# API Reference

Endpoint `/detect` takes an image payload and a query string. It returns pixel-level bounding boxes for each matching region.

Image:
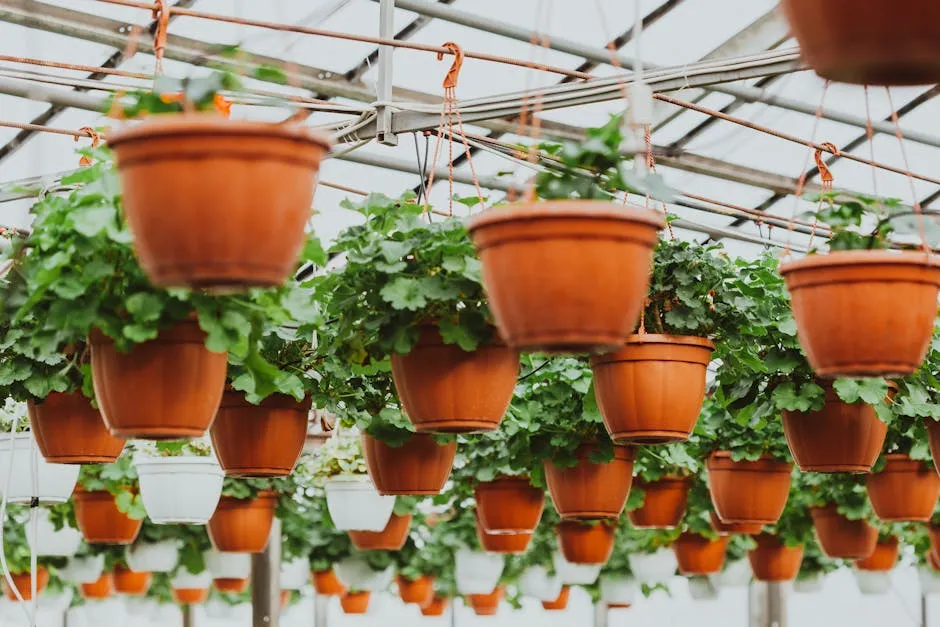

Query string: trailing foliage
[803,473,875,523]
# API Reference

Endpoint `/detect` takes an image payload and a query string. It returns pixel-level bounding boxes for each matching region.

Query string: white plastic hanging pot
[553,552,601,586]
[82,599,126,624]
[919,566,940,594]
[709,558,752,589]
[26,508,82,557]
[853,569,891,595]
[334,557,394,592]
[61,555,105,584]
[172,570,212,590]
[0,433,79,504]
[155,603,181,624]
[324,476,395,532]
[793,574,824,593]
[455,549,505,595]
[599,575,637,605]
[688,576,719,601]
[204,549,251,579]
[518,566,563,602]
[125,540,180,573]
[280,557,310,590]
[39,588,73,612]
[629,548,678,585]
[123,596,158,617]
[205,599,242,620]
[134,455,224,524]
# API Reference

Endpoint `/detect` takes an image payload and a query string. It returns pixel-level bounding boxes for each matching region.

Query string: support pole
[182,604,196,627]
[749,581,787,627]
[375,0,398,146]
[314,592,328,627]
[251,519,282,627]
[594,603,608,627]
[922,593,928,627]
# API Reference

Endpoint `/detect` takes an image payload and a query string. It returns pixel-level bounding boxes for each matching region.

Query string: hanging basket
[362,433,456,496]
[324,475,395,532]
[396,574,434,606]
[866,454,940,522]
[591,335,713,443]
[391,324,519,433]
[340,591,370,615]
[599,576,637,605]
[556,521,615,565]
[312,569,345,596]
[748,534,804,582]
[347,513,412,551]
[553,552,601,585]
[3,568,49,601]
[544,443,636,519]
[519,566,563,602]
[855,537,900,571]
[474,476,544,534]
[687,576,719,601]
[89,320,227,439]
[779,251,940,378]
[809,505,878,560]
[674,533,729,576]
[125,541,180,573]
[628,548,678,585]
[26,509,82,557]
[541,586,570,611]
[213,578,248,594]
[709,511,764,536]
[112,566,151,596]
[207,491,277,553]
[204,550,251,581]
[134,455,224,524]
[706,452,792,525]
[334,557,394,592]
[709,559,753,589]
[61,556,105,585]
[27,391,124,464]
[468,586,504,616]
[793,573,824,594]
[628,476,692,529]
[79,573,113,599]
[171,571,211,605]
[279,558,310,591]
[468,201,664,353]
[420,596,449,617]
[108,116,331,289]
[853,569,892,595]
[73,487,143,545]
[475,516,533,554]
[0,432,79,504]
[454,549,504,595]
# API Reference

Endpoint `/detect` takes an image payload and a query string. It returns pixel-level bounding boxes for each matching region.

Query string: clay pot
[748,534,804,582]
[925,419,940,476]
[396,574,434,605]
[421,596,449,617]
[783,384,890,472]
[556,521,616,565]
[810,505,878,560]
[468,201,664,353]
[544,444,636,519]
[80,574,113,600]
[674,533,729,575]
[213,577,248,593]
[930,552,940,571]
[207,491,278,552]
[591,335,713,443]
[866,454,940,522]
[476,516,533,553]
[27,391,124,464]
[855,537,900,571]
[779,251,940,377]
[467,586,504,616]
[4,568,48,601]
[73,488,143,544]
[172,587,209,605]
[706,452,792,524]
[709,511,764,536]
[475,476,544,534]
[340,591,370,614]
[781,0,940,85]
[391,325,519,433]
[312,569,345,596]
[112,566,151,595]
[211,391,312,477]
[542,586,570,611]
[108,115,330,288]
[362,433,455,496]
[628,477,692,529]
[347,513,412,551]
[89,320,227,439]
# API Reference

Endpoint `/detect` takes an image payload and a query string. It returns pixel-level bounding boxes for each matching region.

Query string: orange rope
[813,141,840,192]
[0,56,150,79]
[151,0,169,74]
[885,88,930,252]
[74,127,101,166]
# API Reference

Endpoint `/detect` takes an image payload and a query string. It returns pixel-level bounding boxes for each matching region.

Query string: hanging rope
[813,141,840,192]
[74,127,101,166]
[151,0,169,75]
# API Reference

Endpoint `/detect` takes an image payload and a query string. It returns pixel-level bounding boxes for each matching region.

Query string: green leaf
[379,277,427,311]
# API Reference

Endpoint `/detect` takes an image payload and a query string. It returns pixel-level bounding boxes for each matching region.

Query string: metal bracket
[376,0,398,145]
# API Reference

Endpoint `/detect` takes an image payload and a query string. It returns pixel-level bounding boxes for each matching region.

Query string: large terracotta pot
[312,569,345,596]
[706,452,792,524]
[79,574,113,600]
[27,391,124,464]
[113,566,151,595]
[207,491,277,553]
[474,476,544,534]
[89,320,227,439]
[73,488,143,544]
[391,325,519,433]
[362,433,455,496]
[748,534,804,582]
[476,516,533,554]
[421,596,449,617]
[211,391,311,477]
[591,335,713,443]
[172,587,209,605]
[925,419,940,476]
[3,568,48,601]
[783,384,890,472]
[467,586,504,616]
[781,0,940,85]
[674,533,729,575]
[347,513,412,551]
[866,454,940,522]
[109,116,330,288]
[544,444,636,519]
[628,477,692,529]
[340,591,370,614]
[396,574,434,605]
[468,201,664,353]
[542,586,571,611]
[709,511,764,536]
[855,537,900,571]
[556,521,616,565]
[779,251,940,377]
[810,505,877,560]
[213,577,248,593]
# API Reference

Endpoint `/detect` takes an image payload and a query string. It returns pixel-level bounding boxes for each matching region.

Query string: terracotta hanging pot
[172,587,209,605]
[312,569,345,596]
[73,487,143,545]
[213,577,248,593]
[27,391,124,464]
[468,586,504,616]
[929,525,940,561]
[542,586,571,611]
[924,419,940,476]
[748,534,804,582]
[396,574,434,606]
[855,536,900,571]
[810,505,878,560]
[340,591,371,614]
[421,596,449,617]
[866,454,940,522]
[544,443,636,519]
[474,476,544,534]
[475,516,533,554]
[362,433,456,496]
[782,383,892,472]
[468,201,664,353]
[556,521,616,565]
[207,490,278,553]
[591,335,713,443]
[109,116,330,289]
[211,390,311,477]
[709,511,764,536]
[347,513,412,551]
[706,452,792,524]
[628,476,692,529]
[391,324,519,433]
[80,574,113,600]
[112,566,151,596]
[3,568,49,601]
[89,320,227,439]
[779,251,940,377]
[674,533,729,575]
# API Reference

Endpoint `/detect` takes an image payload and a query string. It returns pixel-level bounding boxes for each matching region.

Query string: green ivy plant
[764,475,814,548]
[305,435,369,482]
[78,456,146,520]
[679,473,720,541]
[803,473,876,523]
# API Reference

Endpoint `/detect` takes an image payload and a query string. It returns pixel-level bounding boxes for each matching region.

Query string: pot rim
[108,114,332,149]
[467,200,665,232]
[134,455,223,470]
[877,453,934,472]
[591,334,715,365]
[779,249,940,276]
[706,451,792,471]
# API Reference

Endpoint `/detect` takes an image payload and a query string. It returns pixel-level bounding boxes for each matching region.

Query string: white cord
[0,416,37,625]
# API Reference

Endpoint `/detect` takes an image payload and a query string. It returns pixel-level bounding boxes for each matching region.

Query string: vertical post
[375,0,399,146]
[182,604,196,627]
[252,519,282,627]
[749,581,787,627]
[922,592,928,627]
[594,603,608,627]
[314,592,328,627]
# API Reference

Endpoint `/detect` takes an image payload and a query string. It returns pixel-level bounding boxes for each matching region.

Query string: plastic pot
[125,540,179,573]
[3,568,49,601]
[918,566,940,594]
[544,443,636,519]
[454,549,504,595]
[170,570,211,605]
[474,476,544,534]
[793,574,824,593]
[421,596,448,617]
[279,558,310,590]
[925,419,940,477]
[706,452,792,524]
[628,476,692,529]
[467,586,503,616]
[0,432,79,504]
[748,534,804,582]
[340,591,370,615]
[205,550,251,580]
[541,586,570,611]
[61,556,105,585]
[853,569,891,595]
[73,488,143,545]
[628,548,678,585]
[810,505,877,560]
[347,513,411,551]
[674,532,729,575]
[553,552,601,585]
[27,391,124,464]
[599,575,637,605]
[709,511,764,536]
[866,454,940,522]
[324,476,395,532]
[207,491,277,553]
[79,573,113,599]
[112,566,150,596]
[213,578,248,593]
[396,574,434,605]
[333,557,393,592]
[475,516,533,553]
[556,521,615,565]
[855,537,899,571]
[519,566,563,602]
[709,559,753,589]
[312,569,345,596]
[134,455,223,524]
[687,576,719,601]
[362,433,455,496]
[26,509,81,557]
